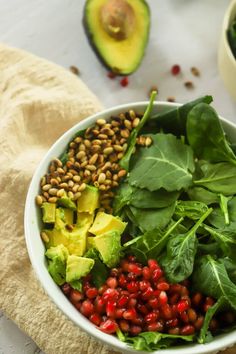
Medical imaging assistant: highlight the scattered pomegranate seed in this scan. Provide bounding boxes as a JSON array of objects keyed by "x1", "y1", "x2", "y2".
[
  {"x1": 167, "y1": 96, "x2": 175, "y2": 102},
  {"x1": 191, "y1": 66, "x2": 200, "y2": 77},
  {"x1": 100, "y1": 319, "x2": 118, "y2": 334},
  {"x1": 184, "y1": 81, "x2": 194, "y2": 89},
  {"x1": 107, "y1": 71, "x2": 116, "y2": 79},
  {"x1": 120, "y1": 76, "x2": 129, "y2": 87},
  {"x1": 171, "y1": 64, "x2": 181, "y2": 75}
]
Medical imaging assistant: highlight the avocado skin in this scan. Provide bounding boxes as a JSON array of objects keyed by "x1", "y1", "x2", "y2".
[{"x1": 82, "y1": 0, "x2": 150, "y2": 75}]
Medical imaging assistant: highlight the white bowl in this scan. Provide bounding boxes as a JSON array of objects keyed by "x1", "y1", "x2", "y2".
[
  {"x1": 218, "y1": 0, "x2": 236, "y2": 100},
  {"x1": 24, "y1": 101, "x2": 236, "y2": 354}
]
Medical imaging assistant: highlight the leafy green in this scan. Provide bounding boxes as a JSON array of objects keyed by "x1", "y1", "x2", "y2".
[
  {"x1": 194, "y1": 162, "x2": 236, "y2": 195},
  {"x1": 208, "y1": 196, "x2": 236, "y2": 230},
  {"x1": 84, "y1": 248, "x2": 108, "y2": 288},
  {"x1": 69, "y1": 280, "x2": 82, "y2": 292},
  {"x1": 119, "y1": 91, "x2": 157, "y2": 171},
  {"x1": 174, "y1": 200, "x2": 209, "y2": 220},
  {"x1": 129, "y1": 133, "x2": 195, "y2": 192},
  {"x1": 149, "y1": 95, "x2": 213, "y2": 136},
  {"x1": 59, "y1": 128, "x2": 86, "y2": 165},
  {"x1": 192, "y1": 255, "x2": 236, "y2": 310},
  {"x1": 222, "y1": 257, "x2": 236, "y2": 283},
  {"x1": 187, "y1": 103, "x2": 236, "y2": 165},
  {"x1": 187, "y1": 187, "x2": 219, "y2": 205},
  {"x1": 161, "y1": 208, "x2": 212, "y2": 283},
  {"x1": 219, "y1": 194, "x2": 232, "y2": 225}
]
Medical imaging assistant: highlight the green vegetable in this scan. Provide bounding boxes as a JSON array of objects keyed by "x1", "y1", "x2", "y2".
[
  {"x1": 208, "y1": 196, "x2": 236, "y2": 230},
  {"x1": 187, "y1": 187, "x2": 219, "y2": 205},
  {"x1": 192, "y1": 255, "x2": 236, "y2": 310},
  {"x1": 85, "y1": 248, "x2": 108, "y2": 288},
  {"x1": 222, "y1": 257, "x2": 236, "y2": 284},
  {"x1": 129, "y1": 133, "x2": 195, "y2": 192},
  {"x1": 161, "y1": 208, "x2": 212, "y2": 283},
  {"x1": 187, "y1": 103, "x2": 236, "y2": 165},
  {"x1": 120, "y1": 91, "x2": 157, "y2": 171},
  {"x1": 69, "y1": 280, "x2": 83, "y2": 292},
  {"x1": 174, "y1": 200, "x2": 209, "y2": 220},
  {"x1": 219, "y1": 194, "x2": 232, "y2": 225},
  {"x1": 45, "y1": 244, "x2": 68, "y2": 285}
]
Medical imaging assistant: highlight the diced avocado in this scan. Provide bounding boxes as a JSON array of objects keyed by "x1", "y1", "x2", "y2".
[
  {"x1": 66, "y1": 255, "x2": 94, "y2": 282},
  {"x1": 87, "y1": 236, "x2": 96, "y2": 250},
  {"x1": 94, "y1": 230, "x2": 121, "y2": 267},
  {"x1": 77, "y1": 185, "x2": 99, "y2": 214},
  {"x1": 83, "y1": 0, "x2": 150, "y2": 75},
  {"x1": 41, "y1": 202, "x2": 56, "y2": 223},
  {"x1": 45, "y1": 244, "x2": 68, "y2": 285},
  {"x1": 57, "y1": 192, "x2": 77, "y2": 210},
  {"x1": 89, "y1": 211, "x2": 127, "y2": 236},
  {"x1": 64, "y1": 208, "x2": 74, "y2": 225}
]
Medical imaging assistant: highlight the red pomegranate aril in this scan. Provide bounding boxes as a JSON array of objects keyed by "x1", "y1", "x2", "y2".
[
  {"x1": 120, "y1": 76, "x2": 129, "y2": 87},
  {"x1": 161, "y1": 304, "x2": 173, "y2": 320},
  {"x1": 152, "y1": 268, "x2": 164, "y2": 282},
  {"x1": 147, "y1": 321, "x2": 164, "y2": 332},
  {"x1": 137, "y1": 304, "x2": 149, "y2": 315},
  {"x1": 158, "y1": 291, "x2": 168, "y2": 306},
  {"x1": 180, "y1": 286, "x2": 189, "y2": 296},
  {"x1": 61, "y1": 283, "x2": 71, "y2": 295},
  {"x1": 102, "y1": 288, "x2": 119, "y2": 302},
  {"x1": 171, "y1": 304, "x2": 178, "y2": 317},
  {"x1": 171, "y1": 64, "x2": 181, "y2": 76},
  {"x1": 180, "y1": 325, "x2": 195, "y2": 335},
  {"x1": 142, "y1": 266, "x2": 151, "y2": 280},
  {"x1": 194, "y1": 315, "x2": 204, "y2": 330},
  {"x1": 100, "y1": 319, "x2": 118, "y2": 334},
  {"x1": 127, "y1": 263, "x2": 142, "y2": 275},
  {"x1": 168, "y1": 327, "x2": 180, "y2": 335},
  {"x1": 115, "y1": 308, "x2": 125, "y2": 319},
  {"x1": 169, "y1": 293, "x2": 179, "y2": 305},
  {"x1": 148, "y1": 259, "x2": 159, "y2": 270},
  {"x1": 117, "y1": 294, "x2": 129, "y2": 308},
  {"x1": 205, "y1": 297, "x2": 215, "y2": 306},
  {"x1": 187, "y1": 308, "x2": 197, "y2": 323},
  {"x1": 192, "y1": 292, "x2": 203, "y2": 307},
  {"x1": 90, "y1": 313, "x2": 102, "y2": 326},
  {"x1": 177, "y1": 299, "x2": 190, "y2": 313},
  {"x1": 170, "y1": 284, "x2": 182, "y2": 293},
  {"x1": 106, "y1": 277, "x2": 118, "y2": 289},
  {"x1": 157, "y1": 282, "x2": 170, "y2": 291},
  {"x1": 148, "y1": 297, "x2": 159, "y2": 309},
  {"x1": 80, "y1": 300, "x2": 94, "y2": 317},
  {"x1": 118, "y1": 274, "x2": 127, "y2": 288},
  {"x1": 119, "y1": 319, "x2": 130, "y2": 332},
  {"x1": 74, "y1": 301, "x2": 82, "y2": 311},
  {"x1": 181, "y1": 279, "x2": 190, "y2": 287},
  {"x1": 69, "y1": 289, "x2": 84, "y2": 303},
  {"x1": 94, "y1": 297, "x2": 105, "y2": 314},
  {"x1": 130, "y1": 325, "x2": 142, "y2": 336},
  {"x1": 123, "y1": 308, "x2": 137, "y2": 321},
  {"x1": 139, "y1": 280, "x2": 151, "y2": 291},
  {"x1": 180, "y1": 311, "x2": 189, "y2": 324},
  {"x1": 128, "y1": 298, "x2": 137, "y2": 308},
  {"x1": 98, "y1": 284, "x2": 108, "y2": 295},
  {"x1": 145, "y1": 312, "x2": 158, "y2": 324},
  {"x1": 86, "y1": 287, "x2": 98, "y2": 299},
  {"x1": 209, "y1": 318, "x2": 219, "y2": 331},
  {"x1": 83, "y1": 282, "x2": 91, "y2": 292},
  {"x1": 127, "y1": 281, "x2": 139, "y2": 293},
  {"x1": 142, "y1": 286, "x2": 154, "y2": 300},
  {"x1": 106, "y1": 300, "x2": 117, "y2": 317},
  {"x1": 166, "y1": 318, "x2": 179, "y2": 328},
  {"x1": 127, "y1": 255, "x2": 136, "y2": 262},
  {"x1": 132, "y1": 315, "x2": 144, "y2": 326},
  {"x1": 121, "y1": 260, "x2": 129, "y2": 272}
]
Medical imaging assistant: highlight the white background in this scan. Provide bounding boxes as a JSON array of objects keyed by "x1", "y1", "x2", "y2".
[{"x1": 0, "y1": 0, "x2": 236, "y2": 353}]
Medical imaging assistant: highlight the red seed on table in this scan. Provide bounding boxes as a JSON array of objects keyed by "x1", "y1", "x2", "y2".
[
  {"x1": 120, "y1": 76, "x2": 129, "y2": 87},
  {"x1": 100, "y1": 319, "x2": 118, "y2": 334},
  {"x1": 107, "y1": 71, "x2": 116, "y2": 79},
  {"x1": 171, "y1": 64, "x2": 181, "y2": 75}
]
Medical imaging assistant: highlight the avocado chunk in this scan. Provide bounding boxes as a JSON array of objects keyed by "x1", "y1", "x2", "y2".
[
  {"x1": 87, "y1": 236, "x2": 96, "y2": 250},
  {"x1": 94, "y1": 230, "x2": 122, "y2": 267},
  {"x1": 45, "y1": 244, "x2": 68, "y2": 285},
  {"x1": 77, "y1": 185, "x2": 99, "y2": 214},
  {"x1": 57, "y1": 192, "x2": 77, "y2": 210},
  {"x1": 89, "y1": 211, "x2": 127, "y2": 236},
  {"x1": 83, "y1": 0, "x2": 150, "y2": 75},
  {"x1": 66, "y1": 255, "x2": 94, "y2": 282},
  {"x1": 41, "y1": 202, "x2": 56, "y2": 223}
]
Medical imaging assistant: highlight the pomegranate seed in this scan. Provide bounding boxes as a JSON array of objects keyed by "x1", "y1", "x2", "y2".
[
  {"x1": 180, "y1": 286, "x2": 189, "y2": 296},
  {"x1": 118, "y1": 274, "x2": 127, "y2": 288},
  {"x1": 148, "y1": 259, "x2": 159, "y2": 271},
  {"x1": 118, "y1": 295, "x2": 129, "y2": 308},
  {"x1": 61, "y1": 283, "x2": 71, "y2": 295},
  {"x1": 102, "y1": 288, "x2": 119, "y2": 302},
  {"x1": 137, "y1": 303, "x2": 149, "y2": 315},
  {"x1": 139, "y1": 280, "x2": 151, "y2": 291},
  {"x1": 142, "y1": 286, "x2": 154, "y2": 300},
  {"x1": 158, "y1": 291, "x2": 168, "y2": 305},
  {"x1": 120, "y1": 76, "x2": 129, "y2": 87},
  {"x1": 180, "y1": 325, "x2": 195, "y2": 335},
  {"x1": 130, "y1": 325, "x2": 142, "y2": 335},
  {"x1": 142, "y1": 266, "x2": 151, "y2": 280},
  {"x1": 170, "y1": 284, "x2": 182, "y2": 293},
  {"x1": 127, "y1": 255, "x2": 136, "y2": 262},
  {"x1": 80, "y1": 300, "x2": 94, "y2": 317},
  {"x1": 94, "y1": 297, "x2": 105, "y2": 314},
  {"x1": 83, "y1": 274, "x2": 92, "y2": 282},
  {"x1": 194, "y1": 315, "x2": 204, "y2": 330},
  {"x1": 119, "y1": 319, "x2": 130, "y2": 332},
  {"x1": 221, "y1": 311, "x2": 236, "y2": 324},
  {"x1": 192, "y1": 292, "x2": 203, "y2": 307},
  {"x1": 123, "y1": 308, "x2": 137, "y2": 321},
  {"x1": 100, "y1": 319, "x2": 118, "y2": 334},
  {"x1": 171, "y1": 304, "x2": 178, "y2": 317},
  {"x1": 74, "y1": 302, "x2": 82, "y2": 311},
  {"x1": 161, "y1": 304, "x2": 172, "y2": 320},
  {"x1": 171, "y1": 64, "x2": 181, "y2": 76},
  {"x1": 180, "y1": 311, "x2": 189, "y2": 324},
  {"x1": 147, "y1": 321, "x2": 164, "y2": 332},
  {"x1": 177, "y1": 299, "x2": 190, "y2": 313},
  {"x1": 127, "y1": 281, "x2": 139, "y2": 293},
  {"x1": 166, "y1": 318, "x2": 179, "y2": 328},
  {"x1": 98, "y1": 284, "x2": 108, "y2": 295},
  {"x1": 128, "y1": 298, "x2": 137, "y2": 308},
  {"x1": 205, "y1": 296, "x2": 215, "y2": 306},
  {"x1": 169, "y1": 293, "x2": 179, "y2": 305},
  {"x1": 106, "y1": 300, "x2": 117, "y2": 317},
  {"x1": 187, "y1": 308, "x2": 197, "y2": 323},
  {"x1": 86, "y1": 287, "x2": 98, "y2": 299},
  {"x1": 157, "y1": 282, "x2": 170, "y2": 291},
  {"x1": 69, "y1": 289, "x2": 83, "y2": 303},
  {"x1": 145, "y1": 312, "x2": 158, "y2": 324},
  {"x1": 121, "y1": 260, "x2": 129, "y2": 272},
  {"x1": 83, "y1": 282, "x2": 91, "y2": 292},
  {"x1": 148, "y1": 297, "x2": 159, "y2": 309},
  {"x1": 89, "y1": 313, "x2": 102, "y2": 326},
  {"x1": 152, "y1": 268, "x2": 163, "y2": 282},
  {"x1": 107, "y1": 71, "x2": 116, "y2": 79},
  {"x1": 168, "y1": 327, "x2": 180, "y2": 335},
  {"x1": 132, "y1": 315, "x2": 144, "y2": 326},
  {"x1": 106, "y1": 277, "x2": 118, "y2": 289},
  {"x1": 127, "y1": 263, "x2": 142, "y2": 275},
  {"x1": 115, "y1": 308, "x2": 125, "y2": 319}
]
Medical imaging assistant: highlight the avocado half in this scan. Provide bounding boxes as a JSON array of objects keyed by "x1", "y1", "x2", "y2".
[{"x1": 83, "y1": 0, "x2": 150, "y2": 75}]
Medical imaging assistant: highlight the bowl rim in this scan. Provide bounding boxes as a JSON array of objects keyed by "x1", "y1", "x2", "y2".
[
  {"x1": 24, "y1": 100, "x2": 236, "y2": 354},
  {"x1": 222, "y1": 0, "x2": 236, "y2": 64}
]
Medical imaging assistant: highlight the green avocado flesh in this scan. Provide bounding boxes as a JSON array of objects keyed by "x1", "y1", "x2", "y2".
[{"x1": 83, "y1": 0, "x2": 150, "y2": 75}]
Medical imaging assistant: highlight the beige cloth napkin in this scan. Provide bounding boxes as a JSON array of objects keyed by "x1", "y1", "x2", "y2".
[{"x1": 0, "y1": 43, "x2": 235, "y2": 354}]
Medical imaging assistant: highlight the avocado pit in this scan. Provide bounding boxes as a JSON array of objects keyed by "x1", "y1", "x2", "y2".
[{"x1": 100, "y1": 0, "x2": 136, "y2": 40}]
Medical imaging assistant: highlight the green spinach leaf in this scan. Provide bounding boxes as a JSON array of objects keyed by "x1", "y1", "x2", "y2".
[
  {"x1": 208, "y1": 196, "x2": 236, "y2": 229},
  {"x1": 174, "y1": 200, "x2": 209, "y2": 220},
  {"x1": 222, "y1": 257, "x2": 236, "y2": 284},
  {"x1": 187, "y1": 103, "x2": 236, "y2": 165},
  {"x1": 187, "y1": 187, "x2": 219, "y2": 205},
  {"x1": 129, "y1": 133, "x2": 195, "y2": 192},
  {"x1": 204, "y1": 225, "x2": 236, "y2": 260},
  {"x1": 84, "y1": 248, "x2": 108, "y2": 288}
]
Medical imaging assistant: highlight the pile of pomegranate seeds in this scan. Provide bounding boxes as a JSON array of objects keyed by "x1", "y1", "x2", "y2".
[{"x1": 62, "y1": 256, "x2": 217, "y2": 336}]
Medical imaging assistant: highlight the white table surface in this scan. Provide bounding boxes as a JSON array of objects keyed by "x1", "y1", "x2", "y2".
[{"x1": 1, "y1": 0, "x2": 236, "y2": 353}]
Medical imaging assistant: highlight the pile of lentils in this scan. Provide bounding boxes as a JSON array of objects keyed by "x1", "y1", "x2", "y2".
[{"x1": 36, "y1": 110, "x2": 152, "y2": 213}]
